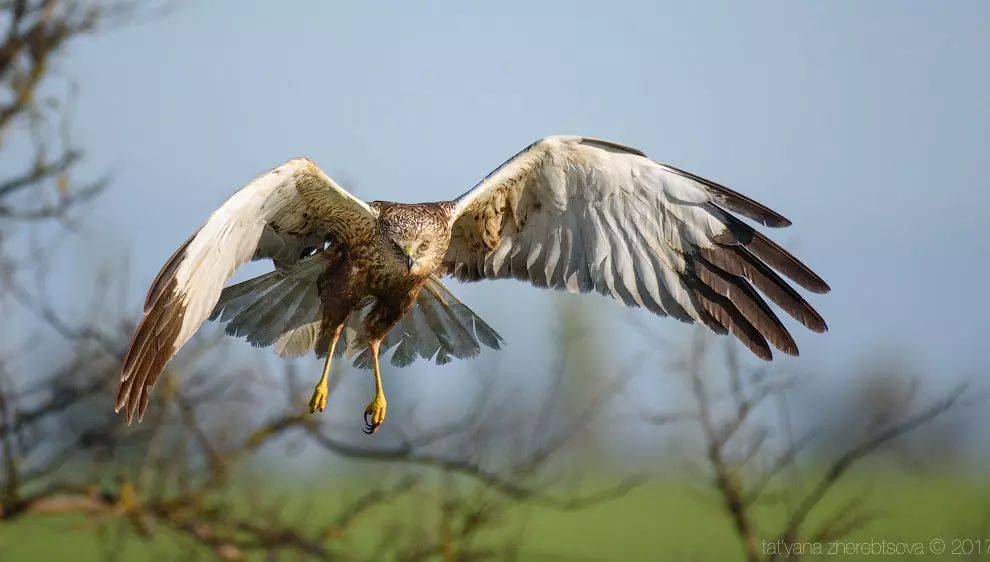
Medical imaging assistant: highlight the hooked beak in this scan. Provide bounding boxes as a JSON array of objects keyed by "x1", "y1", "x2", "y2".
[{"x1": 404, "y1": 249, "x2": 415, "y2": 273}]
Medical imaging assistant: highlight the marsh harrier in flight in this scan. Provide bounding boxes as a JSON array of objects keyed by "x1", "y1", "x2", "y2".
[{"x1": 117, "y1": 136, "x2": 830, "y2": 433}]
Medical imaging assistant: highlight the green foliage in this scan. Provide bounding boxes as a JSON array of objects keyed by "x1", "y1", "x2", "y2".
[{"x1": 3, "y1": 472, "x2": 986, "y2": 561}]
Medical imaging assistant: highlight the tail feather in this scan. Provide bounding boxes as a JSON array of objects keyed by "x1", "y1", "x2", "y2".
[
  {"x1": 210, "y1": 270, "x2": 284, "y2": 322},
  {"x1": 215, "y1": 257, "x2": 324, "y2": 349},
  {"x1": 209, "y1": 270, "x2": 502, "y2": 369},
  {"x1": 349, "y1": 276, "x2": 501, "y2": 370},
  {"x1": 451, "y1": 303, "x2": 503, "y2": 350},
  {"x1": 274, "y1": 320, "x2": 321, "y2": 358}
]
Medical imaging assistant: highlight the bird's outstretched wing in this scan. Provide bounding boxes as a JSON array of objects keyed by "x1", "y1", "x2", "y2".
[
  {"x1": 117, "y1": 158, "x2": 376, "y2": 423},
  {"x1": 443, "y1": 135, "x2": 830, "y2": 360}
]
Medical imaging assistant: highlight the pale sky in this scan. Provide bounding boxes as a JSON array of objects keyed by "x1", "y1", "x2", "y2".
[{"x1": 32, "y1": 0, "x2": 989, "y2": 431}]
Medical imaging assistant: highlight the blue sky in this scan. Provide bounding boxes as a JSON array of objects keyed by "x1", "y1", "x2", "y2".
[{"x1": 38, "y1": 1, "x2": 989, "y2": 424}]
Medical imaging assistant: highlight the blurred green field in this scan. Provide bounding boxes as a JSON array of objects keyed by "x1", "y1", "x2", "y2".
[{"x1": 2, "y1": 471, "x2": 987, "y2": 561}]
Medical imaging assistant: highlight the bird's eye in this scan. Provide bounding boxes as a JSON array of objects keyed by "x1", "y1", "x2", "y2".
[{"x1": 419, "y1": 241, "x2": 429, "y2": 252}]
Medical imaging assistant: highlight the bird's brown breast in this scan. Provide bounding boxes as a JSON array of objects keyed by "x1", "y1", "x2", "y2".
[{"x1": 318, "y1": 239, "x2": 424, "y2": 303}]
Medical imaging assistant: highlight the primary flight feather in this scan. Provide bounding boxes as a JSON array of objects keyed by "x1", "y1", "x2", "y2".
[{"x1": 117, "y1": 135, "x2": 830, "y2": 433}]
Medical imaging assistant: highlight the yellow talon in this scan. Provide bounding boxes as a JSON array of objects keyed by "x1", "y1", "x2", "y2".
[
  {"x1": 309, "y1": 339, "x2": 336, "y2": 414},
  {"x1": 309, "y1": 382, "x2": 328, "y2": 413},
  {"x1": 363, "y1": 395, "x2": 387, "y2": 434},
  {"x1": 363, "y1": 340, "x2": 387, "y2": 434}
]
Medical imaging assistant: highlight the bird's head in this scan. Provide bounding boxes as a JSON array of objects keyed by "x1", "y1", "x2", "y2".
[
  {"x1": 387, "y1": 233, "x2": 436, "y2": 276},
  {"x1": 380, "y1": 207, "x2": 448, "y2": 277}
]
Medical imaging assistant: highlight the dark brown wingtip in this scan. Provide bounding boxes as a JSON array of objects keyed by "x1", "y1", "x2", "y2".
[
  {"x1": 114, "y1": 377, "x2": 139, "y2": 425},
  {"x1": 812, "y1": 278, "x2": 832, "y2": 295},
  {"x1": 748, "y1": 230, "x2": 831, "y2": 295},
  {"x1": 117, "y1": 276, "x2": 186, "y2": 424},
  {"x1": 690, "y1": 276, "x2": 774, "y2": 362},
  {"x1": 578, "y1": 137, "x2": 649, "y2": 157},
  {"x1": 718, "y1": 213, "x2": 830, "y2": 295},
  {"x1": 699, "y1": 245, "x2": 828, "y2": 335},
  {"x1": 657, "y1": 162, "x2": 793, "y2": 228},
  {"x1": 773, "y1": 216, "x2": 793, "y2": 228},
  {"x1": 694, "y1": 254, "x2": 799, "y2": 357}
]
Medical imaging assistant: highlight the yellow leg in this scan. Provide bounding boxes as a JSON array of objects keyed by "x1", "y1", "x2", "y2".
[
  {"x1": 363, "y1": 340, "x2": 387, "y2": 434},
  {"x1": 308, "y1": 337, "x2": 337, "y2": 414}
]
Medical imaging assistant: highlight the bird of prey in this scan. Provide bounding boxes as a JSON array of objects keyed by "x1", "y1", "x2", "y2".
[{"x1": 116, "y1": 135, "x2": 829, "y2": 433}]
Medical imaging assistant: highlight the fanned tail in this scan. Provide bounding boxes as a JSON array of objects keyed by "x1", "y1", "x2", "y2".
[
  {"x1": 210, "y1": 269, "x2": 503, "y2": 369},
  {"x1": 210, "y1": 256, "x2": 324, "y2": 357},
  {"x1": 350, "y1": 276, "x2": 503, "y2": 370}
]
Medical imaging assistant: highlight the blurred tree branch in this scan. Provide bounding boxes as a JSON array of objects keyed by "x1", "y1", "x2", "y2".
[
  {"x1": 640, "y1": 329, "x2": 977, "y2": 562},
  {"x1": 0, "y1": 276, "x2": 637, "y2": 559},
  {"x1": 0, "y1": 0, "x2": 173, "y2": 223}
]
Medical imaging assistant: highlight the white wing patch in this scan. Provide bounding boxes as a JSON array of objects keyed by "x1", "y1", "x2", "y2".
[{"x1": 444, "y1": 136, "x2": 830, "y2": 360}]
